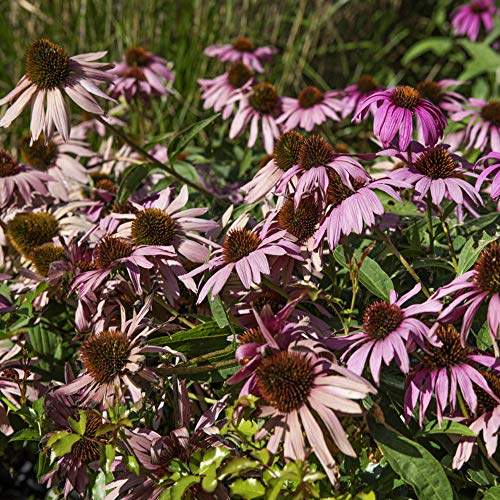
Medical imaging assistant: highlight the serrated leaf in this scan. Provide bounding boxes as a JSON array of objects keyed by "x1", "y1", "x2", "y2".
[
  {"x1": 9, "y1": 428, "x2": 40, "y2": 442},
  {"x1": 417, "y1": 419, "x2": 476, "y2": 437},
  {"x1": 402, "y1": 37, "x2": 452, "y2": 64},
  {"x1": 369, "y1": 422, "x2": 453, "y2": 500},
  {"x1": 230, "y1": 478, "x2": 266, "y2": 499}
]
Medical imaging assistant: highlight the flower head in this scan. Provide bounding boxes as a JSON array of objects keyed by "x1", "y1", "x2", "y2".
[
  {"x1": 341, "y1": 74, "x2": 382, "y2": 121},
  {"x1": 0, "y1": 38, "x2": 115, "y2": 142},
  {"x1": 416, "y1": 79, "x2": 466, "y2": 114},
  {"x1": 451, "y1": 0, "x2": 497, "y2": 41},
  {"x1": 475, "y1": 152, "x2": 500, "y2": 200}
]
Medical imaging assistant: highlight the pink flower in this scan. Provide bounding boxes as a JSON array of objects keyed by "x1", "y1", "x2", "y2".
[
  {"x1": 356, "y1": 85, "x2": 447, "y2": 150},
  {"x1": 416, "y1": 79, "x2": 467, "y2": 115},
  {"x1": 385, "y1": 142, "x2": 483, "y2": 206},
  {"x1": 205, "y1": 37, "x2": 277, "y2": 73},
  {"x1": 229, "y1": 82, "x2": 282, "y2": 153},
  {"x1": 0, "y1": 38, "x2": 115, "y2": 142},
  {"x1": 332, "y1": 284, "x2": 441, "y2": 385},
  {"x1": 432, "y1": 240, "x2": 500, "y2": 344},
  {"x1": 451, "y1": 0, "x2": 497, "y2": 41},
  {"x1": 450, "y1": 98, "x2": 500, "y2": 151},
  {"x1": 404, "y1": 324, "x2": 500, "y2": 426},
  {"x1": 276, "y1": 85, "x2": 343, "y2": 132},
  {"x1": 110, "y1": 46, "x2": 174, "y2": 102},
  {"x1": 198, "y1": 62, "x2": 254, "y2": 119},
  {"x1": 183, "y1": 218, "x2": 302, "y2": 303},
  {"x1": 340, "y1": 74, "x2": 383, "y2": 121},
  {"x1": 475, "y1": 152, "x2": 500, "y2": 200}
]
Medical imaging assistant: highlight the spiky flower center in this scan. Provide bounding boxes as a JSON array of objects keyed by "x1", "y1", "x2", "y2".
[
  {"x1": 476, "y1": 371, "x2": 500, "y2": 414},
  {"x1": 6, "y1": 212, "x2": 59, "y2": 258},
  {"x1": 71, "y1": 412, "x2": 107, "y2": 463},
  {"x1": 93, "y1": 236, "x2": 133, "y2": 269},
  {"x1": 223, "y1": 228, "x2": 260, "y2": 263},
  {"x1": 81, "y1": 330, "x2": 132, "y2": 384},
  {"x1": 31, "y1": 243, "x2": 66, "y2": 277},
  {"x1": 473, "y1": 240, "x2": 500, "y2": 295},
  {"x1": 125, "y1": 46, "x2": 150, "y2": 67},
  {"x1": 273, "y1": 131, "x2": 305, "y2": 171},
  {"x1": 256, "y1": 351, "x2": 315, "y2": 413},
  {"x1": 19, "y1": 135, "x2": 57, "y2": 171},
  {"x1": 416, "y1": 80, "x2": 443, "y2": 106},
  {"x1": 424, "y1": 325, "x2": 472, "y2": 369},
  {"x1": 471, "y1": 1, "x2": 488, "y2": 13},
  {"x1": 277, "y1": 198, "x2": 320, "y2": 241},
  {"x1": 326, "y1": 171, "x2": 364, "y2": 207},
  {"x1": 227, "y1": 62, "x2": 253, "y2": 88},
  {"x1": 391, "y1": 86, "x2": 420, "y2": 110},
  {"x1": 240, "y1": 327, "x2": 266, "y2": 345},
  {"x1": 357, "y1": 74, "x2": 377, "y2": 94},
  {"x1": 298, "y1": 135, "x2": 335, "y2": 170},
  {"x1": 248, "y1": 83, "x2": 279, "y2": 114},
  {"x1": 123, "y1": 66, "x2": 146, "y2": 80},
  {"x1": 414, "y1": 146, "x2": 457, "y2": 179},
  {"x1": 232, "y1": 37, "x2": 254, "y2": 52},
  {"x1": 298, "y1": 86, "x2": 323, "y2": 108},
  {"x1": 131, "y1": 208, "x2": 177, "y2": 247},
  {"x1": 94, "y1": 179, "x2": 118, "y2": 193},
  {"x1": 0, "y1": 150, "x2": 21, "y2": 177},
  {"x1": 252, "y1": 289, "x2": 285, "y2": 313},
  {"x1": 25, "y1": 38, "x2": 70, "y2": 89},
  {"x1": 363, "y1": 301, "x2": 404, "y2": 340},
  {"x1": 481, "y1": 100, "x2": 500, "y2": 126}
]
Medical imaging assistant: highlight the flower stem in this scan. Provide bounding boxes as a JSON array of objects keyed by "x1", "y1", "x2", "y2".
[
  {"x1": 425, "y1": 198, "x2": 434, "y2": 253},
  {"x1": 153, "y1": 295, "x2": 196, "y2": 328},
  {"x1": 96, "y1": 116, "x2": 223, "y2": 203},
  {"x1": 373, "y1": 227, "x2": 430, "y2": 298},
  {"x1": 188, "y1": 347, "x2": 235, "y2": 365},
  {"x1": 159, "y1": 359, "x2": 237, "y2": 376},
  {"x1": 436, "y1": 207, "x2": 458, "y2": 272}
]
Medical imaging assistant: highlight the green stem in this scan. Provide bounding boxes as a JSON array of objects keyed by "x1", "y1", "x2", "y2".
[
  {"x1": 159, "y1": 359, "x2": 237, "y2": 376},
  {"x1": 188, "y1": 347, "x2": 235, "y2": 365},
  {"x1": 374, "y1": 227, "x2": 430, "y2": 298},
  {"x1": 436, "y1": 208, "x2": 458, "y2": 272},
  {"x1": 153, "y1": 295, "x2": 195, "y2": 328},
  {"x1": 261, "y1": 277, "x2": 289, "y2": 299},
  {"x1": 425, "y1": 198, "x2": 434, "y2": 253}
]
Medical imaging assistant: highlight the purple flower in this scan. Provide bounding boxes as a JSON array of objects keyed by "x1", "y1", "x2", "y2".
[
  {"x1": 276, "y1": 85, "x2": 343, "y2": 132},
  {"x1": 416, "y1": 79, "x2": 467, "y2": 115},
  {"x1": 183, "y1": 218, "x2": 302, "y2": 303},
  {"x1": 451, "y1": 0, "x2": 497, "y2": 41},
  {"x1": 356, "y1": 85, "x2": 447, "y2": 150},
  {"x1": 385, "y1": 142, "x2": 483, "y2": 206},
  {"x1": 229, "y1": 82, "x2": 282, "y2": 153},
  {"x1": 475, "y1": 152, "x2": 500, "y2": 200},
  {"x1": 0, "y1": 38, "x2": 115, "y2": 142},
  {"x1": 198, "y1": 62, "x2": 254, "y2": 119},
  {"x1": 404, "y1": 325, "x2": 500, "y2": 426},
  {"x1": 340, "y1": 74, "x2": 383, "y2": 121},
  {"x1": 110, "y1": 46, "x2": 174, "y2": 102},
  {"x1": 314, "y1": 171, "x2": 409, "y2": 249},
  {"x1": 450, "y1": 98, "x2": 500, "y2": 151},
  {"x1": 432, "y1": 240, "x2": 500, "y2": 344},
  {"x1": 332, "y1": 284, "x2": 441, "y2": 385},
  {"x1": 205, "y1": 37, "x2": 277, "y2": 73}
]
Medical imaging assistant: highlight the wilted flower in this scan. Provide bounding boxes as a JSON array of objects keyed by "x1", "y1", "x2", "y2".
[
  {"x1": 451, "y1": 0, "x2": 497, "y2": 41},
  {"x1": 0, "y1": 38, "x2": 115, "y2": 142},
  {"x1": 205, "y1": 37, "x2": 277, "y2": 73},
  {"x1": 110, "y1": 46, "x2": 174, "y2": 102}
]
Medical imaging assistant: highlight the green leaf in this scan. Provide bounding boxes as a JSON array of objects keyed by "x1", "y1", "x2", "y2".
[
  {"x1": 484, "y1": 486, "x2": 500, "y2": 499},
  {"x1": 116, "y1": 163, "x2": 157, "y2": 203},
  {"x1": 369, "y1": 422, "x2": 453, "y2": 499},
  {"x1": 124, "y1": 454, "x2": 141, "y2": 475},
  {"x1": 171, "y1": 475, "x2": 201, "y2": 500},
  {"x1": 198, "y1": 447, "x2": 230, "y2": 475},
  {"x1": 219, "y1": 457, "x2": 262, "y2": 479},
  {"x1": 28, "y1": 323, "x2": 61, "y2": 358},
  {"x1": 334, "y1": 247, "x2": 393, "y2": 300},
  {"x1": 91, "y1": 471, "x2": 107, "y2": 500},
  {"x1": 457, "y1": 232, "x2": 497, "y2": 275},
  {"x1": 377, "y1": 191, "x2": 422, "y2": 217},
  {"x1": 209, "y1": 295, "x2": 229, "y2": 328},
  {"x1": 230, "y1": 478, "x2": 266, "y2": 499},
  {"x1": 9, "y1": 428, "x2": 40, "y2": 442},
  {"x1": 417, "y1": 419, "x2": 477, "y2": 437},
  {"x1": 459, "y1": 40, "x2": 500, "y2": 80},
  {"x1": 202, "y1": 474, "x2": 219, "y2": 493},
  {"x1": 68, "y1": 412, "x2": 86, "y2": 436},
  {"x1": 476, "y1": 321, "x2": 493, "y2": 350},
  {"x1": 51, "y1": 433, "x2": 81, "y2": 458},
  {"x1": 168, "y1": 113, "x2": 220, "y2": 163},
  {"x1": 402, "y1": 37, "x2": 452, "y2": 64}
]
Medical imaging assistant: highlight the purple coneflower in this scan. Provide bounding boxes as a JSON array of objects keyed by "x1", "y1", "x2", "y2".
[
  {"x1": 314, "y1": 170, "x2": 409, "y2": 249},
  {"x1": 475, "y1": 152, "x2": 500, "y2": 200},
  {"x1": 240, "y1": 338, "x2": 375, "y2": 486},
  {"x1": 55, "y1": 298, "x2": 182, "y2": 406},
  {"x1": 356, "y1": 85, "x2": 447, "y2": 150},
  {"x1": 205, "y1": 37, "x2": 277, "y2": 73},
  {"x1": 333, "y1": 284, "x2": 441, "y2": 385},
  {"x1": 416, "y1": 79, "x2": 466, "y2": 115},
  {"x1": 340, "y1": 74, "x2": 382, "y2": 121},
  {"x1": 453, "y1": 370, "x2": 500, "y2": 469},
  {"x1": 19, "y1": 131, "x2": 94, "y2": 201},
  {"x1": 432, "y1": 240, "x2": 500, "y2": 344},
  {"x1": 110, "y1": 46, "x2": 174, "y2": 102},
  {"x1": 0, "y1": 149, "x2": 51, "y2": 209},
  {"x1": 451, "y1": 98, "x2": 500, "y2": 151},
  {"x1": 229, "y1": 82, "x2": 282, "y2": 153},
  {"x1": 451, "y1": 0, "x2": 497, "y2": 41},
  {"x1": 183, "y1": 218, "x2": 302, "y2": 303},
  {"x1": 198, "y1": 62, "x2": 254, "y2": 119},
  {"x1": 276, "y1": 85, "x2": 343, "y2": 132},
  {"x1": 385, "y1": 142, "x2": 483, "y2": 206},
  {"x1": 0, "y1": 38, "x2": 115, "y2": 142},
  {"x1": 404, "y1": 324, "x2": 500, "y2": 426}
]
